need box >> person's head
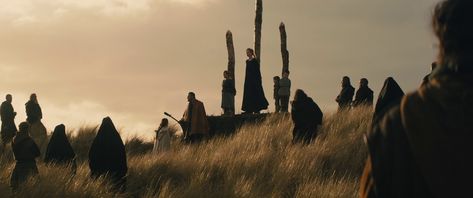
[342,76,351,87]
[18,122,30,134]
[273,76,280,83]
[282,70,290,78]
[5,94,12,103]
[360,78,369,87]
[30,93,37,103]
[432,0,473,68]
[160,118,169,127]
[246,48,255,59]
[223,71,230,79]
[294,89,308,101]
[187,92,196,102]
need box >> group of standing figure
[1,94,128,192]
[336,76,374,111]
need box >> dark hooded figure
[88,117,127,192]
[353,78,374,107]
[360,0,473,197]
[1,94,17,145]
[242,48,269,113]
[335,76,355,111]
[25,93,42,124]
[291,89,323,144]
[372,77,404,124]
[10,122,40,191]
[45,124,76,173]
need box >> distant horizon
[0,0,441,140]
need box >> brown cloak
[182,100,210,136]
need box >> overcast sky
[0,0,441,140]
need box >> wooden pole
[226,30,236,113]
[254,0,263,63]
[279,22,289,74]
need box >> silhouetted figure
[153,118,171,153]
[335,76,355,111]
[278,70,291,112]
[25,94,42,124]
[360,1,473,197]
[353,78,374,107]
[273,76,281,112]
[10,122,40,191]
[372,77,404,124]
[221,71,236,116]
[1,94,17,146]
[421,62,438,87]
[242,48,269,113]
[44,124,76,174]
[180,92,209,144]
[89,117,127,192]
[25,94,47,150]
[291,89,323,144]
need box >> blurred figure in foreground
[360,0,473,197]
[10,122,40,191]
[291,89,323,144]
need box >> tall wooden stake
[226,30,236,113]
[254,0,263,63]
[279,22,289,73]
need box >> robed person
[89,117,127,192]
[1,94,17,145]
[373,77,404,124]
[221,71,236,115]
[180,92,210,144]
[360,1,473,197]
[291,89,323,144]
[25,94,47,150]
[352,78,374,107]
[336,76,355,111]
[242,48,269,113]
[45,124,77,173]
[10,122,40,191]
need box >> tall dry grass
[0,107,371,198]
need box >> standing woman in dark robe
[373,77,404,124]
[10,122,40,191]
[242,48,269,114]
[291,89,323,144]
[88,117,127,192]
[44,124,76,174]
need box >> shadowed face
[187,93,195,102]
[6,95,12,103]
[246,49,253,58]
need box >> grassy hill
[0,107,371,197]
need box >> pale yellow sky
[0,0,440,140]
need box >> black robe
[373,77,404,124]
[353,86,374,107]
[336,85,355,110]
[25,100,42,124]
[1,101,17,144]
[45,124,76,169]
[242,58,269,113]
[88,117,127,191]
[291,96,323,144]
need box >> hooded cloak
[45,124,76,166]
[291,92,323,144]
[373,77,404,124]
[88,117,127,191]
